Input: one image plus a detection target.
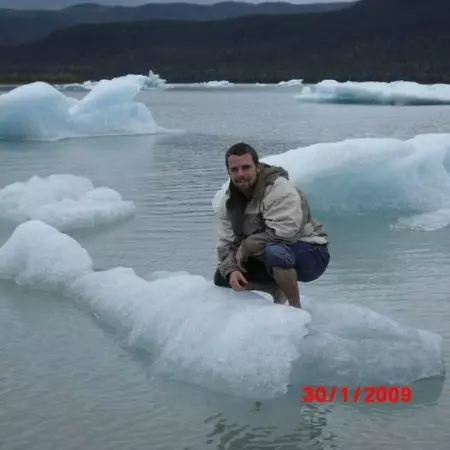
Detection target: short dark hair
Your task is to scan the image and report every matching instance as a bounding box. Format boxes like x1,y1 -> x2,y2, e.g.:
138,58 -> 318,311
225,142 -> 259,169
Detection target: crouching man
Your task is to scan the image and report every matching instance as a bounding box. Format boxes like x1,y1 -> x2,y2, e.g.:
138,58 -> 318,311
213,142 -> 330,308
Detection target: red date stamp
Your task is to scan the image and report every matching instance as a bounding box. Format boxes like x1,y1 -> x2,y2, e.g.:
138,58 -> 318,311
302,386 -> 413,404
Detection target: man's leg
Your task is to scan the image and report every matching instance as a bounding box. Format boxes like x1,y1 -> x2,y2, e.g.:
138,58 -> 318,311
240,257 -> 290,304
271,268 -> 301,308
263,244 -> 302,308
213,268 -> 230,287
263,241 -> 331,308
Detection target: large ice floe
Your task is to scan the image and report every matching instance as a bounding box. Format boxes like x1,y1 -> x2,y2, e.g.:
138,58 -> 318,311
213,133 -> 450,231
0,75 -> 169,141
0,174 -> 136,231
0,220 -> 444,399
294,80 -> 450,105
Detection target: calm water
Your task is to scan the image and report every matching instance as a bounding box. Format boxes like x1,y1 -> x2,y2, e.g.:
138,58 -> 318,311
0,85 -> 449,449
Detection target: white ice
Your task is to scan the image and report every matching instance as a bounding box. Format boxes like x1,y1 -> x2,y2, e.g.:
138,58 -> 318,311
0,174 -> 136,231
198,80 -> 233,87
278,79 -> 303,87
0,220 -> 93,290
166,80 -> 234,90
213,133 -> 450,230
59,70 -> 167,91
0,75 -> 169,141
0,220 -> 444,399
294,80 -> 450,105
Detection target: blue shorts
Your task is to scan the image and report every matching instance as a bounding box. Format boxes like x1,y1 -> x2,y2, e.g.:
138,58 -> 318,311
214,241 -> 330,287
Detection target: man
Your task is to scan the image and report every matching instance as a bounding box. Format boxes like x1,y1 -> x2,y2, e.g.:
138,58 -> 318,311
213,142 -> 330,308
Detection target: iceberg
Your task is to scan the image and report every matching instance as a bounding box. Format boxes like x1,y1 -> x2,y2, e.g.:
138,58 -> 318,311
0,75 -> 169,141
0,220 -> 444,399
213,133 -> 450,230
59,70 -> 167,91
278,79 -> 303,87
164,80 -> 234,90
0,174 -> 136,231
198,80 -> 233,88
294,80 -> 450,105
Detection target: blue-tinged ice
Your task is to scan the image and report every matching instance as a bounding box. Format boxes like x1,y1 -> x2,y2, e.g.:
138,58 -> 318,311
213,133 -> 450,230
0,220 -> 444,399
58,70 -> 167,91
0,75 -> 170,141
294,80 -> 450,105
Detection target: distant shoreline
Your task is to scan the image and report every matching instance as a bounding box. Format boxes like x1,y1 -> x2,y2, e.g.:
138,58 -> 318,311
1,74 -> 449,87
0,74 -> 82,85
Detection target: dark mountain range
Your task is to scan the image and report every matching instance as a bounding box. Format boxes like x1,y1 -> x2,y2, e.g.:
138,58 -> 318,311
0,0 -> 449,84
0,1 -> 351,45
0,0 -> 348,8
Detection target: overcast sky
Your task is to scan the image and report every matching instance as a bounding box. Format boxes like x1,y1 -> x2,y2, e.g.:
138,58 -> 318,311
0,0 -> 355,9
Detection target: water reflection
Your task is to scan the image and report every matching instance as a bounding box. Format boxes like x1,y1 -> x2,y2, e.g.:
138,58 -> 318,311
201,399 -> 336,450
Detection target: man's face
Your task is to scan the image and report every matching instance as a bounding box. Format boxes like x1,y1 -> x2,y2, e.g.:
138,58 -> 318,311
227,153 -> 260,193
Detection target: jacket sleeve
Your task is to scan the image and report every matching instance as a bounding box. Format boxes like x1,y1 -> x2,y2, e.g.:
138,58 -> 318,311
216,196 -> 239,277
239,177 -> 304,258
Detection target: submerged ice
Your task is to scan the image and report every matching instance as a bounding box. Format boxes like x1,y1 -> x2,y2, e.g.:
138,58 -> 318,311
213,133 -> 450,230
295,298 -> 444,387
294,80 -> 450,105
0,174 -> 136,231
0,220 -> 444,399
0,76 -> 168,141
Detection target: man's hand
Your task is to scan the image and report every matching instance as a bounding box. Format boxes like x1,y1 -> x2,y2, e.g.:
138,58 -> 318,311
235,245 -> 247,273
229,270 -> 248,291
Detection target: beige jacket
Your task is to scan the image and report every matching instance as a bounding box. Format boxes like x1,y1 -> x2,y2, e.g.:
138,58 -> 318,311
216,164 -> 328,278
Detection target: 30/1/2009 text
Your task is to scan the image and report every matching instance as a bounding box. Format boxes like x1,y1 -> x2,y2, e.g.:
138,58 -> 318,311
302,386 -> 413,404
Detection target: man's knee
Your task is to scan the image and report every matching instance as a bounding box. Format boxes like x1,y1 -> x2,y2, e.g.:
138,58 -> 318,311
263,243 -> 296,269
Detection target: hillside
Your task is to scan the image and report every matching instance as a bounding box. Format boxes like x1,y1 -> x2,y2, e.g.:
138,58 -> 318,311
0,1 -> 352,45
0,0 -> 449,84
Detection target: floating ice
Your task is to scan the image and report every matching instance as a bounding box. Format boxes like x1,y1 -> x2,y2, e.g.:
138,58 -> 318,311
59,70 -> 167,91
166,80 -> 234,90
0,220 -> 92,290
0,174 -> 136,231
295,297 -> 444,387
294,80 -> 450,105
0,75 -> 169,141
213,133 -> 450,230
278,79 -> 303,87
199,80 -> 232,88
0,220 -> 444,399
